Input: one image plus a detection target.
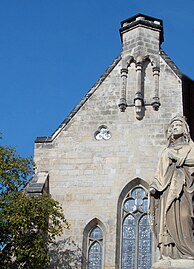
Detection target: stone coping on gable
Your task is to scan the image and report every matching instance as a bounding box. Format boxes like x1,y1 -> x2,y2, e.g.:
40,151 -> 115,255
35,54 -> 122,143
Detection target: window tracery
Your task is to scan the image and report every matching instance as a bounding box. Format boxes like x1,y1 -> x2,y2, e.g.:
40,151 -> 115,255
121,186 -> 152,269
88,226 -> 103,269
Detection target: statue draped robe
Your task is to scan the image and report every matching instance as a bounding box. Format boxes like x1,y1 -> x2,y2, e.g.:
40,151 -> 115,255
150,142 -> 194,259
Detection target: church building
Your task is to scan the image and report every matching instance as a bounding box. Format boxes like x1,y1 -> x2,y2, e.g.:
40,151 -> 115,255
27,14 -> 194,269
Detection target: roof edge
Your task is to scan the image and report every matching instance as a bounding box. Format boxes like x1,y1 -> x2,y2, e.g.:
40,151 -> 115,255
159,49 -> 183,79
160,49 -> 194,81
35,54 -> 121,144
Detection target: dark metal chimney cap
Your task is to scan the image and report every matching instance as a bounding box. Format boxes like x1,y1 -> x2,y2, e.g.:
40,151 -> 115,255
120,13 -> 164,44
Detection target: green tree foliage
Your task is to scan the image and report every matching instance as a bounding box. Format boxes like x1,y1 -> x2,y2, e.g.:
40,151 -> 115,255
0,146 -> 68,269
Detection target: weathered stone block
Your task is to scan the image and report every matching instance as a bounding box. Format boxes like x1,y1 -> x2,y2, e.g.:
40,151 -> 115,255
152,259 -> 194,269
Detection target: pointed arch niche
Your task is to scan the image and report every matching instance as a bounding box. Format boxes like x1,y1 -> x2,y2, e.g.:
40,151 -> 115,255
82,218 -> 105,269
115,178 -> 153,269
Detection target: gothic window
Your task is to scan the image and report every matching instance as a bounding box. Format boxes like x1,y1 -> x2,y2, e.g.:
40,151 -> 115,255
88,226 -> 103,269
121,185 -> 152,269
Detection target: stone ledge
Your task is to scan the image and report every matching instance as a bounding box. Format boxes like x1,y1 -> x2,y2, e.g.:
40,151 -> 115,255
152,259 -> 194,269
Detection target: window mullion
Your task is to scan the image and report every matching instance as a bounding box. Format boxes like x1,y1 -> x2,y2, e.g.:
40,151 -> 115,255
136,217 -> 139,269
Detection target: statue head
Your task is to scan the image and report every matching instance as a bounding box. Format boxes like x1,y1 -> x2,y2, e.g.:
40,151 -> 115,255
166,115 -> 190,146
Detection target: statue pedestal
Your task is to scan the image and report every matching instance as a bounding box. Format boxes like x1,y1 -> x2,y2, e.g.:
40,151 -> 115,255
152,259 -> 194,269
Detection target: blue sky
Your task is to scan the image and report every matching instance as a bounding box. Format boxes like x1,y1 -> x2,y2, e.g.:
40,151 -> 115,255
0,0 -> 194,157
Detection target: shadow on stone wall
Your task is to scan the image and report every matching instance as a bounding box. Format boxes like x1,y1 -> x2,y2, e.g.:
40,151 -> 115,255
48,237 -> 82,269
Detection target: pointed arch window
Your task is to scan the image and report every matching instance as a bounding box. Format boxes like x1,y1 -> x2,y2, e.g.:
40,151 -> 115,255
88,226 -> 103,269
121,186 -> 152,269
82,219 -> 105,269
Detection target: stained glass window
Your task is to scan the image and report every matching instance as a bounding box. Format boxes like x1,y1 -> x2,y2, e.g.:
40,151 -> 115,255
121,186 -> 152,269
88,226 -> 103,269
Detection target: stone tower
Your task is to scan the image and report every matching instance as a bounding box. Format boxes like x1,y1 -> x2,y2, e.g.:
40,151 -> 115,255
28,14 -> 194,269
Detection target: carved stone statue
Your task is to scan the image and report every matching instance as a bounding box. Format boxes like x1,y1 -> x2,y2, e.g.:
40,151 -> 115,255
149,116 -> 194,259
